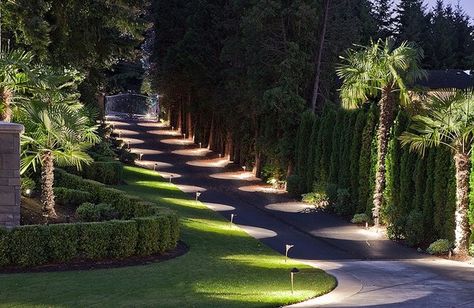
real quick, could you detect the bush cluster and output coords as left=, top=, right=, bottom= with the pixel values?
left=67, top=161, right=123, bottom=185
left=55, top=169, right=153, bottom=219
left=55, top=187, right=94, bottom=207
left=0, top=210, right=179, bottom=267
left=426, top=239, right=451, bottom=255
left=0, top=170, right=180, bottom=268
left=76, top=203, right=119, bottom=222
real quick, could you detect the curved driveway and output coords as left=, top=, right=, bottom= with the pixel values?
left=112, top=117, right=474, bottom=308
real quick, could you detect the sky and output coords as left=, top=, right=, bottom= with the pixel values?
left=423, top=0, right=474, bottom=18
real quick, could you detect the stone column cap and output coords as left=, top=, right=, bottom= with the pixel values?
left=0, top=122, right=24, bottom=133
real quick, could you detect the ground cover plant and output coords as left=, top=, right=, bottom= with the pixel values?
left=0, top=166, right=335, bottom=307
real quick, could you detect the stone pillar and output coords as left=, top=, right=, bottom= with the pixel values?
left=0, top=122, right=23, bottom=229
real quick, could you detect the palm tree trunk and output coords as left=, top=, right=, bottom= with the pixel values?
left=373, top=88, right=395, bottom=227
left=453, top=151, right=471, bottom=255
left=41, top=151, right=57, bottom=218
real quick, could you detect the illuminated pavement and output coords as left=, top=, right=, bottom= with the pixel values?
left=110, top=117, right=474, bottom=308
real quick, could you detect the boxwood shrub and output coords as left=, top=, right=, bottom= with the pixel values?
left=0, top=208, right=178, bottom=268
left=69, top=161, right=124, bottom=185
left=55, top=169, right=153, bottom=219
left=134, top=217, right=161, bottom=256
left=48, top=223, right=78, bottom=263
left=76, top=203, right=119, bottom=222
left=55, top=187, right=94, bottom=207
left=0, top=170, right=180, bottom=269
left=9, top=225, right=49, bottom=267
left=0, top=228, right=9, bottom=266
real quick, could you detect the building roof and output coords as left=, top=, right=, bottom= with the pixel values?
left=414, top=69, right=474, bottom=90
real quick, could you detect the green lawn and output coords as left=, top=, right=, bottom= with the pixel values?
left=0, top=166, right=336, bottom=307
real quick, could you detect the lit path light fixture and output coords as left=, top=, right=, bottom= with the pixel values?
left=285, top=244, right=294, bottom=262
left=25, top=189, right=32, bottom=197
left=199, top=142, right=202, bottom=148
left=230, top=213, right=236, bottom=224
left=169, top=174, right=174, bottom=183
left=171, top=126, right=174, bottom=130
left=290, top=268, right=300, bottom=294
left=182, top=133, right=186, bottom=140
left=218, top=153, right=222, bottom=158
left=195, top=191, right=201, bottom=201
left=139, top=153, right=143, bottom=161
left=242, top=166, right=247, bottom=172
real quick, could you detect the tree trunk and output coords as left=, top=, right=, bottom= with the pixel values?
left=186, top=93, right=193, bottom=139
left=453, top=151, right=471, bottom=255
left=177, top=101, right=183, bottom=134
left=253, top=151, right=263, bottom=178
left=225, top=132, right=233, bottom=160
left=372, top=88, right=395, bottom=227
left=311, top=0, right=330, bottom=113
left=41, top=151, right=57, bottom=218
left=208, top=115, right=215, bottom=150
left=287, top=160, right=294, bottom=178
left=0, top=89, right=13, bottom=122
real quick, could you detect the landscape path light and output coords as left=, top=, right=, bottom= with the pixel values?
left=139, top=153, right=143, bottom=161
left=169, top=174, right=174, bottom=183
left=25, top=189, right=32, bottom=197
left=242, top=166, right=247, bottom=172
left=154, top=163, right=158, bottom=171
left=195, top=191, right=201, bottom=201
left=230, top=213, right=236, bottom=224
left=199, top=142, right=202, bottom=148
left=285, top=244, right=294, bottom=262
left=290, top=268, right=300, bottom=294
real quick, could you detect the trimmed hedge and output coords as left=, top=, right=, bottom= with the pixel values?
left=76, top=203, right=119, bottom=222
left=55, top=187, right=94, bottom=207
left=0, top=170, right=180, bottom=268
left=0, top=210, right=178, bottom=267
left=80, top=161, right=123, bottom=185
left=55, top=169, right=153, bottom=219
left=66, top=160, right=123, bottom=185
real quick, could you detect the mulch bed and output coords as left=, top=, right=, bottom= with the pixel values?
left=0, top=241, right=189, bottom=274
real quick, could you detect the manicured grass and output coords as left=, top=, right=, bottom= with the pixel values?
left=0, top=166, right=336, bottom=307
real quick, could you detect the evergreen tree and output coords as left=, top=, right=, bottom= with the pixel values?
left=372, top=0, right=395, bottom=39
left=329, top=110, right=345, bottom=184
left=350, top=110, right=367, bottom=202
left=395, top=0, right=428, bottom=45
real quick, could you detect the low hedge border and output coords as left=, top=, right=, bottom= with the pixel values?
left=66, top=160, right=123, bottom=185
left=54, top=169, right=153, bottom=219
left=0, top=211, right=179, bottom=267
left=0, top=170, right=180, bottom=268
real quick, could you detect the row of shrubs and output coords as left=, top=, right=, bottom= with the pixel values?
left=54, top=169, right=152, bottom=219
left=292, top=106, right=472, bottom=250
left=0, top=211, right=179, bottom=267
left=1, top=168, right=180, bottom=268
left=66, top=161, right=124, bottom=185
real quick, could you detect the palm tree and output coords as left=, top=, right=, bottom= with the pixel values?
left=19, top=101, right=99, bottom=218
left=400, top=90, right=474, bottom=255
left=336, top=39, right=424, bottom=227
left=0, top=49, right=34, bottom=122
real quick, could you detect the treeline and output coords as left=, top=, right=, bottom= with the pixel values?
left=151, top=0, right=474, bottom=178
left=2, top=0, right=148, bottom=108
left=292, top=105, right=466, bottom=246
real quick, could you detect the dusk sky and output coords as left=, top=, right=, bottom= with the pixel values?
left=424, top=0, right=474, bottom=19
